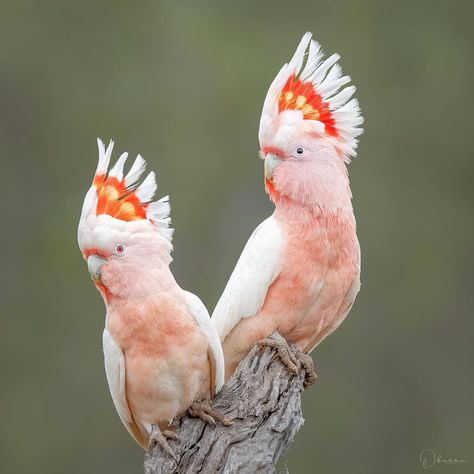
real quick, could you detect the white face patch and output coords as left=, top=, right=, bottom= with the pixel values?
left=268, top=111, right=324, bottom=152
left=77, top=213, right=153, bottom=254
left=267, top=111, right=301, bottom=151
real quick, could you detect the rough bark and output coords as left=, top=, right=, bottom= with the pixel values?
left=144, top=343, right=306, bottom=474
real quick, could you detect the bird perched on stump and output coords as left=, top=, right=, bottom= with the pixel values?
left=78, top=139, right=230, bottom=456
left=212, top=32, right=364, bottom=385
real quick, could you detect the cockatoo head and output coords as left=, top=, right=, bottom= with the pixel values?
left=78, top=139, right=173, bottom=301
left=258, top=33, right=364, bottom=209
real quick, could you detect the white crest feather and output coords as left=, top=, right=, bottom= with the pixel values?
left=96, top=138, right=114, bottom=175
left=136, top=171, right=157, bottom=202
left=146, top=195, right=173, bottom=240
left=309, top=53, right=340, bottom=85
left=85, top=138, right=173, bottom=243
left=125, top=154, right=146, bottom=187
left=146, top=196, right=170, bottom=225
left=108, top=152, right=128, bottom=180
left=259, top=32, right=364, bottom=160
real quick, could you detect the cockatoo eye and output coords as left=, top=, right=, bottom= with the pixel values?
left=295, top=147, right=305, bottom=156
left=114, top=244, right=125, bottom=255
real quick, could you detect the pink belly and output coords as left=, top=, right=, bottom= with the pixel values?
left=125, top=339, right=210, bottom=429
left=106, top=297, right=211, bottom=435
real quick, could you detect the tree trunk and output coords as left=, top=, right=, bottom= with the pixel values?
left=144, top=342, right=306, bottom=474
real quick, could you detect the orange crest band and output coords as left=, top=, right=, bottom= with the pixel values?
left=93, top=174, right=147, bottom=221
left=278, top=74, right=338, bottom=137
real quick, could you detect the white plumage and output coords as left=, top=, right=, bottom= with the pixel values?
left=103, top=329, right=142, bottom=445
left=108, top=152, right=129, bottom=180
left=124, top=154, right=146, bottom=187
left=212, top=216, right=284, bottom=341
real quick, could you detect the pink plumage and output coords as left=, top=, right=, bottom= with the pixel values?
left=78, top=139, right=225, bottom=449
left=212, top=32, right=363, bottom=380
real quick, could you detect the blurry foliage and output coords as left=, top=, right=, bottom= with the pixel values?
left=1, top=0, right=473, bottom=473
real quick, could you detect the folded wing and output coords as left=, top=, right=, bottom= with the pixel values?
left=211, top=216, right=284, bottom=342
left=183, top=291, right=225, bottom=396
left=102, top=329, right=146, bottom=449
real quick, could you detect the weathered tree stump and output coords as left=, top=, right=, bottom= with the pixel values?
left=144, top=342, right=306, bottom=473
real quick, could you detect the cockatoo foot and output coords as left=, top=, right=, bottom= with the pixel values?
left=295, top=351, right=318, bottom=388
left=148, top=424, right=178, bottom=461
left=162, top=429, right=179, bottom=441
left=258, top=331, right=300, bottom=374
left=188, top=400, right=232, bottom=426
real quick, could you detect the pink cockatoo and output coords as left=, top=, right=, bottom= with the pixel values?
left=212, top=33, right=364, bottom=384
left=78, top=139, right=229, bottom=455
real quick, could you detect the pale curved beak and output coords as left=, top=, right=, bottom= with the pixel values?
left=87, top=255, right=106, bottom=282
left=264, top=153, right=281, bottom=181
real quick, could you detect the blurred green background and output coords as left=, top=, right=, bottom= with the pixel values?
left=1, top=0, right=473, bottom=473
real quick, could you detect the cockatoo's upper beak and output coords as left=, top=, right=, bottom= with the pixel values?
left=87, top=255, right=106, bottom=282
left=264, top=154, right=281, bottom=181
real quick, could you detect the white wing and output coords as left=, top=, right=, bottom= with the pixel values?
left=102, top=329, right=145, bottom=448
left=211, top=216, right=284, bottom=342
left=183, top=291, right=225, bottom=395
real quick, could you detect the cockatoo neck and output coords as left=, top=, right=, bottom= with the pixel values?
left=104, top=257, right=177, bottom=306
left=273, top=195, right=353, bottom=225
left=270, top=161, right=353, bottom=218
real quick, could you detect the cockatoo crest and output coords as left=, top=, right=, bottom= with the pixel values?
left=259, top=32, right=364, bottom=160
left=80, top=139, right=173, bottom=242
